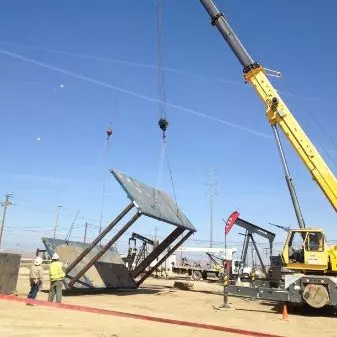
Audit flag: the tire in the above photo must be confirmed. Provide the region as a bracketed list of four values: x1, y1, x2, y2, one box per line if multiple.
[303, 284, 329, 308]
[192, 270, 202, 280]
[202, 271, 208, 280]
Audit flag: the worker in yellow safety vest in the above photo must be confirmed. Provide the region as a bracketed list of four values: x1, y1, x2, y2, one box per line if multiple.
[48, 253, 65, 303]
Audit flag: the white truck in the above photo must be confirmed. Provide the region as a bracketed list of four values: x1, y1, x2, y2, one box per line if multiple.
[173, 247, 238, 281]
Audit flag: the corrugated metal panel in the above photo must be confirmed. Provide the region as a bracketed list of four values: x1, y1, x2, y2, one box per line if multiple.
[41, 238, 137, 289]
[111, 169, 196, 232]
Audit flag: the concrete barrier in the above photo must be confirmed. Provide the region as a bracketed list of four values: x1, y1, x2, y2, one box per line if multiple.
[0, 252, 21, 294]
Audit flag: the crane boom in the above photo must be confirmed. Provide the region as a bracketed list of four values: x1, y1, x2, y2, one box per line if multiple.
[200, 0, 337, 212]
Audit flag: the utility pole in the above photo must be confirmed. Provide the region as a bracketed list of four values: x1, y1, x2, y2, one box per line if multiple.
[84, 222, 88, 243]
[207, 169, 218, 248]
[0, 194, 13, 250]
[53, 205, 62, 239]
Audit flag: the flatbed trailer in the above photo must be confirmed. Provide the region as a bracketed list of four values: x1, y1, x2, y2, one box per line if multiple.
[172, 265, 220, 280]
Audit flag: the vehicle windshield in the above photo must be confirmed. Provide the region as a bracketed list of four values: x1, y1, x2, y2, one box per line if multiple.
[305, 232, 324, 252]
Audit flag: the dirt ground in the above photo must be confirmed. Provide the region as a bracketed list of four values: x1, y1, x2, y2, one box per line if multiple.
[1, 270, 337, 337]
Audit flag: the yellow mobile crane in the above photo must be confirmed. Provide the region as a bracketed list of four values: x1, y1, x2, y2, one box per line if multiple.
[199, 0, 337, 308]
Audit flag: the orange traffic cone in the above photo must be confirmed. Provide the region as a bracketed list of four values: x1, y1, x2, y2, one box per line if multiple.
[282, 304, 288, 320]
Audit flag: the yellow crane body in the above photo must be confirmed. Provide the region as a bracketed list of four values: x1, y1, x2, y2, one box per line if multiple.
[244, 67, 337, 274]
[245, 66, 337, 212]
[199, 0, 337, 308]
[199, 0, 337, 273]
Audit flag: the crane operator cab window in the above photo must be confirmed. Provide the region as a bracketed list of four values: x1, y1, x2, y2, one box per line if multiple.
[286, 230, 327, 266]
[288, 231, 305, 263]
[305, 232, 324, 252]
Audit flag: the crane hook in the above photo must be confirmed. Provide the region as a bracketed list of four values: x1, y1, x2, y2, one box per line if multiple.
[106, 127, 112, 140]
[158, 117, 169, 140]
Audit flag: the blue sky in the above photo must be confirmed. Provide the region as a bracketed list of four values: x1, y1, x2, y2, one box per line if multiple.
[1, 0, 337, 255]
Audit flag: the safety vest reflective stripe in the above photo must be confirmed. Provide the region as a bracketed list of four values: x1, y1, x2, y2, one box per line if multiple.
[49, 261, 65, 281]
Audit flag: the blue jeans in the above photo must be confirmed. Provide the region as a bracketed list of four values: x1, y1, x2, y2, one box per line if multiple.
[28, 282, 40, 299]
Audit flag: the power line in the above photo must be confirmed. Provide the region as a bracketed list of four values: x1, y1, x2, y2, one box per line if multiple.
[1, 41, 327, 102]
[0, 49, 270, 139]
[0, 41, 241, 86]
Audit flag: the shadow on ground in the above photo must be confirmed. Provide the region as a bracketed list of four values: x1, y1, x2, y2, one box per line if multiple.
[234, 299, 337, 318]
[41, 287, 162, 297]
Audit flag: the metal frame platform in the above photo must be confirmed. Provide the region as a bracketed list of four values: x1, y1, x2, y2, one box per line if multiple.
[42, 169, 196, 290]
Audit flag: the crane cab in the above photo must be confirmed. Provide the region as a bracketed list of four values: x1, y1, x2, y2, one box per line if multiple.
[281, 229, 328, 272]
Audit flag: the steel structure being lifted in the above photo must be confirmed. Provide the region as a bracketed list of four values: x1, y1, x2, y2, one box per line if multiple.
[42, 169, 196, 290]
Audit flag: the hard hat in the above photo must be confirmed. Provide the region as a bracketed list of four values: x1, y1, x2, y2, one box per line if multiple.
[34, 256, 43, 266]
[52, 253, 60, 260]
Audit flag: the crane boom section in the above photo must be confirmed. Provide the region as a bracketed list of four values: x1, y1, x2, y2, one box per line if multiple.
[245, 67, 337, 211]
[200, 0, 337, 212]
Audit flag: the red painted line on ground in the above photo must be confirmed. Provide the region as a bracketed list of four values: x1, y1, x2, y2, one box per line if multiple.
[0, 294, 284, 337]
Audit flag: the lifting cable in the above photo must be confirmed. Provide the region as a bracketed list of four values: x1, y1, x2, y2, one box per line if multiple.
[307, 111, 337, 170]
[298, 110, 337, 172]
[155, 0, 167, 125]
[98, 95, 118, 239]
[154, 0, 178, 211]
[98, 121, 113, 235]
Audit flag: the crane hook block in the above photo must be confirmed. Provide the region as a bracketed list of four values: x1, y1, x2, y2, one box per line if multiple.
[158, 118, 169, 132]
[106, 127, 112, 138]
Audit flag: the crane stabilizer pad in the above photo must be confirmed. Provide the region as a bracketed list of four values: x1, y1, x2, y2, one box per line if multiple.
[41, 238, 137, 290]
[111, 169, 196, 232]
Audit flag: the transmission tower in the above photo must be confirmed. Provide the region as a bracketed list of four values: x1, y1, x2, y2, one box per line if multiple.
[206, 169, 218, 248]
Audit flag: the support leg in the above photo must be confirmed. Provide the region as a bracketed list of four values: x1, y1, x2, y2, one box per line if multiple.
[132, 227, 184, 279]
[66, 202, 134, 275]
[137, 230, 193, 286]
[68, 212, 141, 288]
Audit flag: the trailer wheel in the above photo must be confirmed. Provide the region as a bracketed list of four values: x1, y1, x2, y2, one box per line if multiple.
[202, 271, 208, 280]
[192, 270, 202, 280]
[303, 284, 329, 308]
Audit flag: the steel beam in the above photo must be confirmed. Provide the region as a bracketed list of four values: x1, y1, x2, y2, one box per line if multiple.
[241, 231, 250, 268]
[65, 202, 134, 275]
[251, 235, 266, 275]
[132, 227, 184, 279]
[234, 218, 275, 242]
[199, 0, 254, 68]
[137, 230, 193, 286]
[68, 212, 141, 288]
